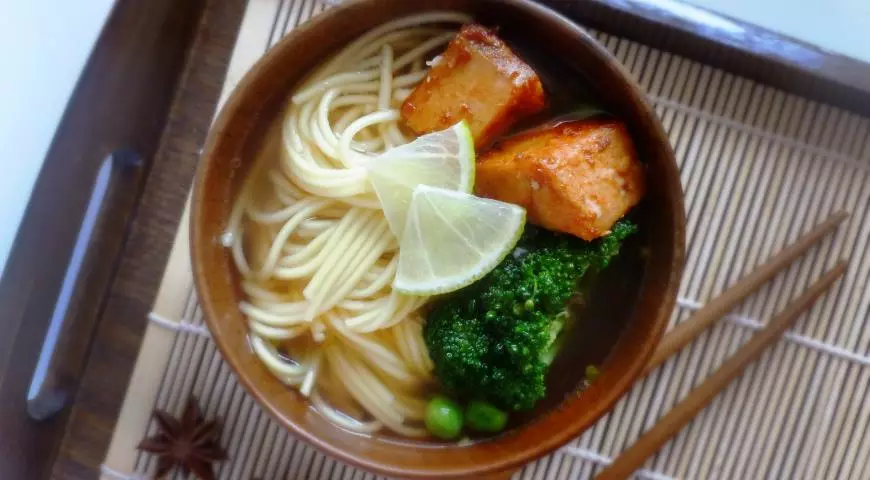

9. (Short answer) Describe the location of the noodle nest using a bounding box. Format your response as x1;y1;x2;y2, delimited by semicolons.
224;12;472;437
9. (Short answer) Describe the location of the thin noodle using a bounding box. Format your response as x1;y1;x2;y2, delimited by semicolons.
350;257;397;298
226;14;469;436
311;392;383;434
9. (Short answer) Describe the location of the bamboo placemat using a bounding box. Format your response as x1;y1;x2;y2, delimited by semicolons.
100;0;870;478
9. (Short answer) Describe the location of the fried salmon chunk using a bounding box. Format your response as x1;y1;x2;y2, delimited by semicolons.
475;119;645;241
401;24;546;148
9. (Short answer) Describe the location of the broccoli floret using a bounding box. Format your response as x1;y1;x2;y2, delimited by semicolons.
425;220;636;411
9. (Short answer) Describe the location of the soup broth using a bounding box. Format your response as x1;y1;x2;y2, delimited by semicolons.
229;12;648;443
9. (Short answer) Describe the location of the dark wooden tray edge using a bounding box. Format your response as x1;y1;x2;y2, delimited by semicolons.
545;0;870;117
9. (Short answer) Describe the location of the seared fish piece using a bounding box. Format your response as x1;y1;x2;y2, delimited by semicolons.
475;119;645;241
401;24;546;148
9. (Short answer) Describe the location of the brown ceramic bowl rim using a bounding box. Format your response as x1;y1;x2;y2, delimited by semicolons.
191;0;685;477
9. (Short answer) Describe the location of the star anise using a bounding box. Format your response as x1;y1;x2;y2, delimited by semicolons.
137;397;227;479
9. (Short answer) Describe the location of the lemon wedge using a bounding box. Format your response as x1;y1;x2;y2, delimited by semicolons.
367;121;475;239
394;185;526;295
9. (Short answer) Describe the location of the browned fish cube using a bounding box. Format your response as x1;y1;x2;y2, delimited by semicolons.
401;24;546;148
475;119;645;241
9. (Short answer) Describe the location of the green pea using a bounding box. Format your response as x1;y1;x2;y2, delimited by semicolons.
465;401;508;433
425;396;463;439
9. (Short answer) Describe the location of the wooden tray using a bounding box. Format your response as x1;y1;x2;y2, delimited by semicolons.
2;0;869;478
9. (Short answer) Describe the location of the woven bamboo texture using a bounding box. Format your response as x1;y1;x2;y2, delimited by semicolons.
100;1;870;478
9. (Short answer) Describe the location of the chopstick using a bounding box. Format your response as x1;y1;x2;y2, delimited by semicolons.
643;210;849;375
595;261;847;480
493;212;847;480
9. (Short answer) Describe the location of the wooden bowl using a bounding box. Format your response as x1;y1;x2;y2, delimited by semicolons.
191;0;685;477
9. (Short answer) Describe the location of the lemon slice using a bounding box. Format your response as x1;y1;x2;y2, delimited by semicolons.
367;121;475;239
394;185;526;295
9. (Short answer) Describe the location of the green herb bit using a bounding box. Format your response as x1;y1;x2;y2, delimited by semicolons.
585;364;601;382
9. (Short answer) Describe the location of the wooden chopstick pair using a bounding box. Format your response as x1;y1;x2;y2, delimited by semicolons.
596;211;850;480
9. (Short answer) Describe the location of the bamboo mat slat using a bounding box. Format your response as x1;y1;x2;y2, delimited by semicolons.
100;1;870;479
